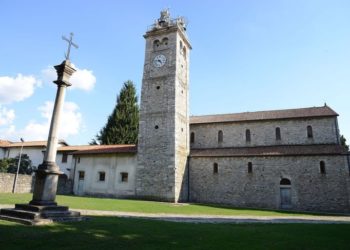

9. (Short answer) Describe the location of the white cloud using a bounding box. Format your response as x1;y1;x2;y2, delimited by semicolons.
0;106;15;126
0;101;82;141
0;74;40;104
41;65;96;91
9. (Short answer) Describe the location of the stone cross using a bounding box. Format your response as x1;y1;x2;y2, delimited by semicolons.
62;32;79;60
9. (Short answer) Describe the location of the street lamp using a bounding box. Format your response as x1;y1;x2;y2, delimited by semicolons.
12;138;24;193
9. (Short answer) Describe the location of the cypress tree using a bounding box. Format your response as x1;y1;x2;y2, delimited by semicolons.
94;80;139;145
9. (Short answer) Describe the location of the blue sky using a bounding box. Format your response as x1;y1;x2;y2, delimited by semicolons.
0;0;349;145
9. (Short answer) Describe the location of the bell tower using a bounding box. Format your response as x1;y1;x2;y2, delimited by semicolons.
136;10;191;202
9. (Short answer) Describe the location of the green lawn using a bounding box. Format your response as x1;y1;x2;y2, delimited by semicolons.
0;193;345;217
1;216;350;249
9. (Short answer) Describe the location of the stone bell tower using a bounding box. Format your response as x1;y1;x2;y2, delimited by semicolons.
136;10;191;202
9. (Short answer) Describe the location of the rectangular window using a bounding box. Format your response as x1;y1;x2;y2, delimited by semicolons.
78;171;85;180
121;172;128;183
99;171;106;182
62;153;68;163
77;157;80;163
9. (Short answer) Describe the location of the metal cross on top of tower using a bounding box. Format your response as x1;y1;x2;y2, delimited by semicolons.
62;32;79;61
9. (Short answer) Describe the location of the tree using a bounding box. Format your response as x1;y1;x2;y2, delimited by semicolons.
94;80;139;145
0;158;14;173
0;154;35;175
340;135;349;150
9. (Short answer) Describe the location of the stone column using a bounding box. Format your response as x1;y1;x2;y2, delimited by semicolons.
30;60;76;206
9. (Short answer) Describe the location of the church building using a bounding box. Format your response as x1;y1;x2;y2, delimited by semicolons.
70;10;350;213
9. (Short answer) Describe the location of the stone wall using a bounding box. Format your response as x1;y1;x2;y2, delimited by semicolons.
190;117;338;149
0;173;34;193
0;173;72;194
189;155;350;212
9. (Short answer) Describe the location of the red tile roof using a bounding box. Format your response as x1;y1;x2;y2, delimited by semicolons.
190;144;347;157
72;145;137;155
190;106;338;125
3;139;68;148
57;145;100;152
0;140;12;146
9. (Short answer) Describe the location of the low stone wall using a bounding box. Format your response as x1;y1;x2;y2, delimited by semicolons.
0;173;73;194
0;173;34;193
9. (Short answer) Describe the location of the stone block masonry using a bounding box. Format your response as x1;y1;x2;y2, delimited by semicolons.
0;173;34;193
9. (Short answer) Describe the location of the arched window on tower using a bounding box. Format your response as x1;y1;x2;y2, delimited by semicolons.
246;129;251;142
153;39;160;50
162;37;168;46
320;161;326;174
276;127;281;140
307;125;313;138
280;178;291;185
190;132;195;144
218;130;223;143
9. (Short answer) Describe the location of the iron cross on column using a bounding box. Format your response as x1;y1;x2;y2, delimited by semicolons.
62;32;79;61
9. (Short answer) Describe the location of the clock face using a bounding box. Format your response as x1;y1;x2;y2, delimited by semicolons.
153;54;166;68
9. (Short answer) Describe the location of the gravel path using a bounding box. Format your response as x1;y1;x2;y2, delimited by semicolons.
2;204;350;224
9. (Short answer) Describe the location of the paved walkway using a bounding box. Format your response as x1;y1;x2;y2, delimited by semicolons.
1;204;350;224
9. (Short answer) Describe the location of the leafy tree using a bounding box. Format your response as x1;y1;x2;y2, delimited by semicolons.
340;135;349;150
0;158;14;173
94;80;139;145
7;154;35;175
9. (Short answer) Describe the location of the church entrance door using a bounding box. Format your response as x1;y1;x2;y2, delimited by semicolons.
77;171;85;195
280;187;291;208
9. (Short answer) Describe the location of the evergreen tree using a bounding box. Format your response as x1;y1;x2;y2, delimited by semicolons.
6;154;35;175
340;135;349;150
94;80;139;145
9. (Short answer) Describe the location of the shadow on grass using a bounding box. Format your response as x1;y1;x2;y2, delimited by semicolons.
1;216;350;250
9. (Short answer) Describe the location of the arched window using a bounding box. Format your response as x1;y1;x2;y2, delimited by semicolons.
320;161;326;174
213;163;218;174
162;37;168;45
280;178;291;185
246;129;251;142
153;39;160;49
190;132;195;144
276;127;281;140
218;130;223;143
307;125;313;138
248;162;253;173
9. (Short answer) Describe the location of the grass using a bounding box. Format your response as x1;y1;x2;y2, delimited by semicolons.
1;216;350;249
0;193;346;217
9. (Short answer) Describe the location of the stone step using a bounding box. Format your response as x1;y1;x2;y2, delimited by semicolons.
0;215;52;225
15;204;69;212
0;208;39;220
41;210;81;219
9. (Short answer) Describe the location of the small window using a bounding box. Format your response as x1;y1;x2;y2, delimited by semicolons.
77;157;80;163
180;40;183;49
280;178;291;185
246;129;251;142
98;171;106;182
218;130;223;143
307;125;313;138
190;132;195;143
276;127;281;140
213;163;218;174
183;46;187;58
121;172;128;183
248;162;253;173
62;153;68;163
320;161;326;174
78;171;85;180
